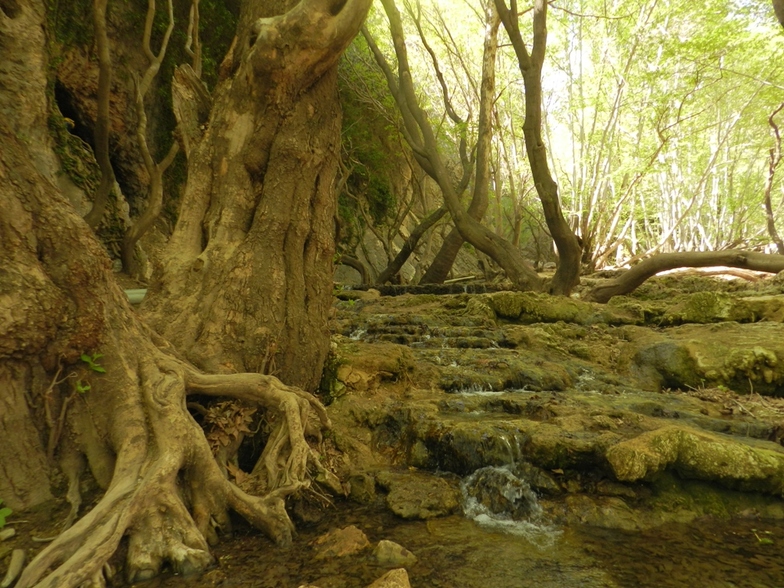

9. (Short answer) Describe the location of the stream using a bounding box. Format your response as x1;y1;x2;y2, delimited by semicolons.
143;500;783;588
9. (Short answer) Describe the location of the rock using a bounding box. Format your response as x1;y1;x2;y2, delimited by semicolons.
462;466;538;519
606;425;784;493
348;472;377;504
312;525;370;560
627;322;784;395
562;495;641;531
376;471;460;519
373;540;417;568
365;568;411;588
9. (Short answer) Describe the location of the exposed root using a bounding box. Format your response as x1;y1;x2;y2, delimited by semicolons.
1;549;25;588
18;352;334;588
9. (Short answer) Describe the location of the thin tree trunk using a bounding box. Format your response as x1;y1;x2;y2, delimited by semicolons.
378;205;447;284
495;0;582;295
339;255;369;285
371;0;543;292
764;103;784;255
82;0;116;230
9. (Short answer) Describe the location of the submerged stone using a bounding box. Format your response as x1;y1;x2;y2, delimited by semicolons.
373;540;417;568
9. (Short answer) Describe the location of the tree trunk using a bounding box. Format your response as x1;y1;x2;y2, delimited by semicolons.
378;205;447;285
421;9;499;285
373;0;542;292
584;251;784;303
495;0;582;295
1;1;363;586
144;0;372;391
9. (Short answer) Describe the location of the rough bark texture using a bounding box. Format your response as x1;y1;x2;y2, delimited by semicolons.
1;1;361;586
144;0;372;391
584;251;784;303
0;364;53;510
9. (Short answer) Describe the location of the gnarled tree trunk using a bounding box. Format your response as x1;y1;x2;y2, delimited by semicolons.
1;1;367;587
144;0;372;391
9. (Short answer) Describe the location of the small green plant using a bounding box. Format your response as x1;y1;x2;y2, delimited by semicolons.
0;500;12;529
80;352;106;373
74;380;91;394
753;529;774;545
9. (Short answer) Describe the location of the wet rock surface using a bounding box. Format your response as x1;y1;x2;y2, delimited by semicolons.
329;277;784;531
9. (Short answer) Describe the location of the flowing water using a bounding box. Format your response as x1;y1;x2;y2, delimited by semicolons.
143;489;784;588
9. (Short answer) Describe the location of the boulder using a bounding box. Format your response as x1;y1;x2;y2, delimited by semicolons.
365;568;411;588
312;525;370;560
373;540;417;568
376;471;460;519
606;425;784;494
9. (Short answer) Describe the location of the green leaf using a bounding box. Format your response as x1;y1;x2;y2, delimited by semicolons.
0;506;12;529
80;353;91;363
91;365;107;374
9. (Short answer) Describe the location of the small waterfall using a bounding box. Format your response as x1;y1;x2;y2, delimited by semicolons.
349;327;367;341
461;466;561;548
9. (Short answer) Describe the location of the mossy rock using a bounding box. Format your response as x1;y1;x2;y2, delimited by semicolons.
606;425;784;495
626;322;784;395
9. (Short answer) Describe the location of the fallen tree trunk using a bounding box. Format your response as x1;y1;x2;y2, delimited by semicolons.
584;251;784;303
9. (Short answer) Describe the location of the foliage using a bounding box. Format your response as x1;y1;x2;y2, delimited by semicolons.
80;352;106;373
0;500;11;530
544;0;784;266
339;37;401;233
318;346;346;405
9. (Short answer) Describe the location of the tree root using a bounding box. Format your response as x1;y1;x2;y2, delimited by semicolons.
17;353;333;588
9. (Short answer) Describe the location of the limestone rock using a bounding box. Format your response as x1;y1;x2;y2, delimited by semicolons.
373;540;417;568
606;425;784;494
312;525;370;560
365;568;411;588
376;471;460;519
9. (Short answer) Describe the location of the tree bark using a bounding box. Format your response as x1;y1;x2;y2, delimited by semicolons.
584;251;784;303
144;0;372;391
1;1;360;586
774;0;784;27
495;0;582;295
